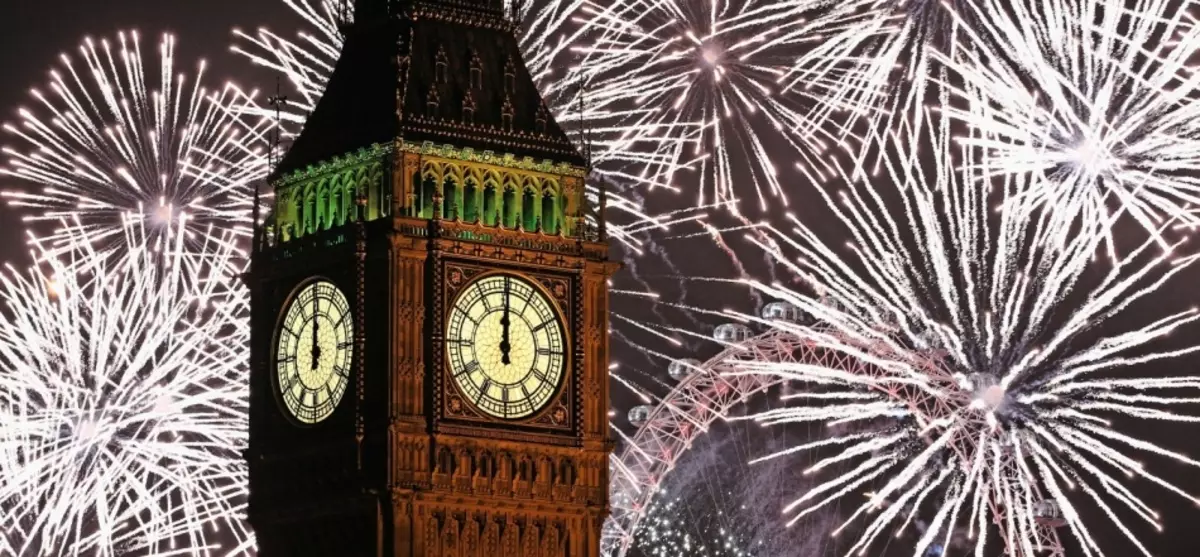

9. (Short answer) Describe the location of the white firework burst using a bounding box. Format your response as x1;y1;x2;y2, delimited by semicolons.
1;30;272;262
939;0;1200;245
0;219;252;556
566;0;840;214
725;114;1200;557
778;0;986;155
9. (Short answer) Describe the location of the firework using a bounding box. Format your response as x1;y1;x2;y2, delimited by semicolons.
632;419;846;557
939;0;1200;244
563;0;847;214
0;219;252;556
775;0;984;160
1;30;272;261
726;114;1200;557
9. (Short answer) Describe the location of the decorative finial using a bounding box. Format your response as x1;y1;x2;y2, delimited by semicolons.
267;77;289;172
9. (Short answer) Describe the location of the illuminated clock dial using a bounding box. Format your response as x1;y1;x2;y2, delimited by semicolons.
274;279;353;424
445;273;566;419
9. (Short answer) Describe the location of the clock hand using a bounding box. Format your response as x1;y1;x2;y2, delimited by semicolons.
500;277;511;365
311;289;320;370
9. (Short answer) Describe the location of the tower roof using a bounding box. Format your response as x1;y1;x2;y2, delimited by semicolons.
272;0;586;181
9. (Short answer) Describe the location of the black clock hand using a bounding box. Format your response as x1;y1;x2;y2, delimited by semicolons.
311;288;321;369
499;277;512;365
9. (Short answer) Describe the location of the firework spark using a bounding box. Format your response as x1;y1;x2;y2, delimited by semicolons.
776;0;986;160
565;0;843;214
0;220;252;556
939;0;1200;245
1;30;272;261
633;419;846;557
726;114;1200;557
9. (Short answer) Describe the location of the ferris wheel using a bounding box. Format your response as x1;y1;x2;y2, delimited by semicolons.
600;302;857;556
600;302;1069;557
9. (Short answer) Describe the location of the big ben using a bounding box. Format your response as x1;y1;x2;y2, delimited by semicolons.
244;0;617;555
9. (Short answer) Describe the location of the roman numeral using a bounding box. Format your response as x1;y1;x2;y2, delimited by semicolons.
456;360;480;377
532;320;554;332
334;364;349;377
531;368;547;382
476;379;490;404
536;348;560;356
477;282;492;309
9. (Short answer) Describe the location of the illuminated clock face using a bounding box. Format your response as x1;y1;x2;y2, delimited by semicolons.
275;280;353;424
445;273;567;419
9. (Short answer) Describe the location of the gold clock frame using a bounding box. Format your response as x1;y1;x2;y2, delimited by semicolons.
442;268;573;426
271;276;353;427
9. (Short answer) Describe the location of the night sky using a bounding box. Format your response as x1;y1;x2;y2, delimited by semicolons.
2;2;1200;556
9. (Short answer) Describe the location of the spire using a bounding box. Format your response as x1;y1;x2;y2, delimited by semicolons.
270;0;584;181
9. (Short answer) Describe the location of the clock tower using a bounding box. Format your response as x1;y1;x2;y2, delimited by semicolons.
244;0;616;555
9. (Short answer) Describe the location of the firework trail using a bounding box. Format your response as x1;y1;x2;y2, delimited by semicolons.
725;113;1200;557
0;219;252;556
936;0;1200;248
1;30;272;262
564;0;848;214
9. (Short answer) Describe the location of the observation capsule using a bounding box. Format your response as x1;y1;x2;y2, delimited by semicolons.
667;358;702;381
712;323;753;343
628;405;652;427
1032;500;1066;527
760;301;809;323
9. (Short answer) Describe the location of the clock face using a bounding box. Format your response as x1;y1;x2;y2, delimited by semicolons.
274;280;353;424
445;273;567;419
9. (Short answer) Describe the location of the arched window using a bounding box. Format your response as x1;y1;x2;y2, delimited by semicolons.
293;191;304;238
522;189;537;230
442;175;459;220
469;51;483;90
435;46;448;84
304;188;316;235
437;447;455;475
504;57;516;94
483;184;498;225
558;460;576;486
502;187;517;228
420;175;437;218
477;452;494;478
541;191;557;234
330;185;342;227
498;452;515;479
464;179;479;222
315;181;328;231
